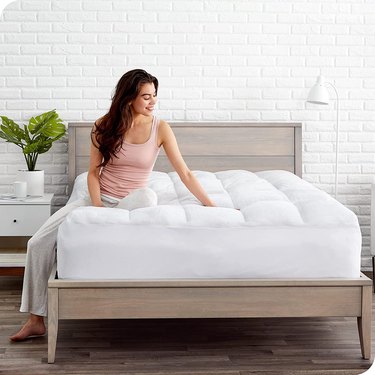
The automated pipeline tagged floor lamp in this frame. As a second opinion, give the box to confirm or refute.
[306,76,340,199]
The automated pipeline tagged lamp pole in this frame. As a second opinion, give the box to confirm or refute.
[306,76,340,199]
[326,82,339,199]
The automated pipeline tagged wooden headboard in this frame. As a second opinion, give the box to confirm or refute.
[68,122,302,192]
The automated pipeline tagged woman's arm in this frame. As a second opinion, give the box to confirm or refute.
[158,120,215,207]
[87,127,104,207]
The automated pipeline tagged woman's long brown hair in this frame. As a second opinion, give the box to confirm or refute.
[92,69,158,167]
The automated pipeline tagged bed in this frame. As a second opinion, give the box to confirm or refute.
[47,122,372,363]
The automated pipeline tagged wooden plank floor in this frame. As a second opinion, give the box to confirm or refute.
[0,277,374,375]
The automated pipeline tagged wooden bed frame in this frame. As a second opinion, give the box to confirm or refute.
[47,122,372,363]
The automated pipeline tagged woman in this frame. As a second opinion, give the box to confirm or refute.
[11,69,215,341]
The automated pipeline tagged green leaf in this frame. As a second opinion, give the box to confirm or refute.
[0,129,20,145]
[41,120,66,138]
[23,124,31,144]
[23,139,52,155]
[0,116,26,146]
[28,110,57,135]
[1,116,20,129]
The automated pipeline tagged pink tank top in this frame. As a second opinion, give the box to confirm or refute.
[100,117,161,199]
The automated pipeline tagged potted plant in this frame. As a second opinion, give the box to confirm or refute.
[0,109,66,196]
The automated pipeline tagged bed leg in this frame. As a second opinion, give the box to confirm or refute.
[357,285,372,360]
[48,287,59,364]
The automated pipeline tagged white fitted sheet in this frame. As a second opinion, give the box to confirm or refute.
[57,170,362,279]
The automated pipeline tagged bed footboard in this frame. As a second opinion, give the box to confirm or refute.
[47,265,372,363]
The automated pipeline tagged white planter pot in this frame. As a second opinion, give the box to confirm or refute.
[17,170,44,197]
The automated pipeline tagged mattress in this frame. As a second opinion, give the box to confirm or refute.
[57,170,362,279]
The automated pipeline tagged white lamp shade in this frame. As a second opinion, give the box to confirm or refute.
[307,76,330,105]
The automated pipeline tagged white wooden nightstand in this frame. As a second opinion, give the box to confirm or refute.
[0,193,54,275]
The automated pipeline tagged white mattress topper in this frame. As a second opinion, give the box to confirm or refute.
[66,170,358,229]
[59,170,361,279]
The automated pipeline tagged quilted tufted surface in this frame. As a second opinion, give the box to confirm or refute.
[67,170,358,228]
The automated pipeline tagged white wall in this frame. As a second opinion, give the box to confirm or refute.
[1,0,374,269]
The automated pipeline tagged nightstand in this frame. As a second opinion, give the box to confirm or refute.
[0,193,54,275]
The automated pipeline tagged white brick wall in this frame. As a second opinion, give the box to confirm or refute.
[1,0,375,270]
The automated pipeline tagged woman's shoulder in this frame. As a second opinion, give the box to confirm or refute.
[156,119,173,137]
[157,118,171,130]
[156,119,174,146]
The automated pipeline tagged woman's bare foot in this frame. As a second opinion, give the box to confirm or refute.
[10,314,46,341]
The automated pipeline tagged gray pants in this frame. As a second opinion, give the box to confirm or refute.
[20,188,157,316]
